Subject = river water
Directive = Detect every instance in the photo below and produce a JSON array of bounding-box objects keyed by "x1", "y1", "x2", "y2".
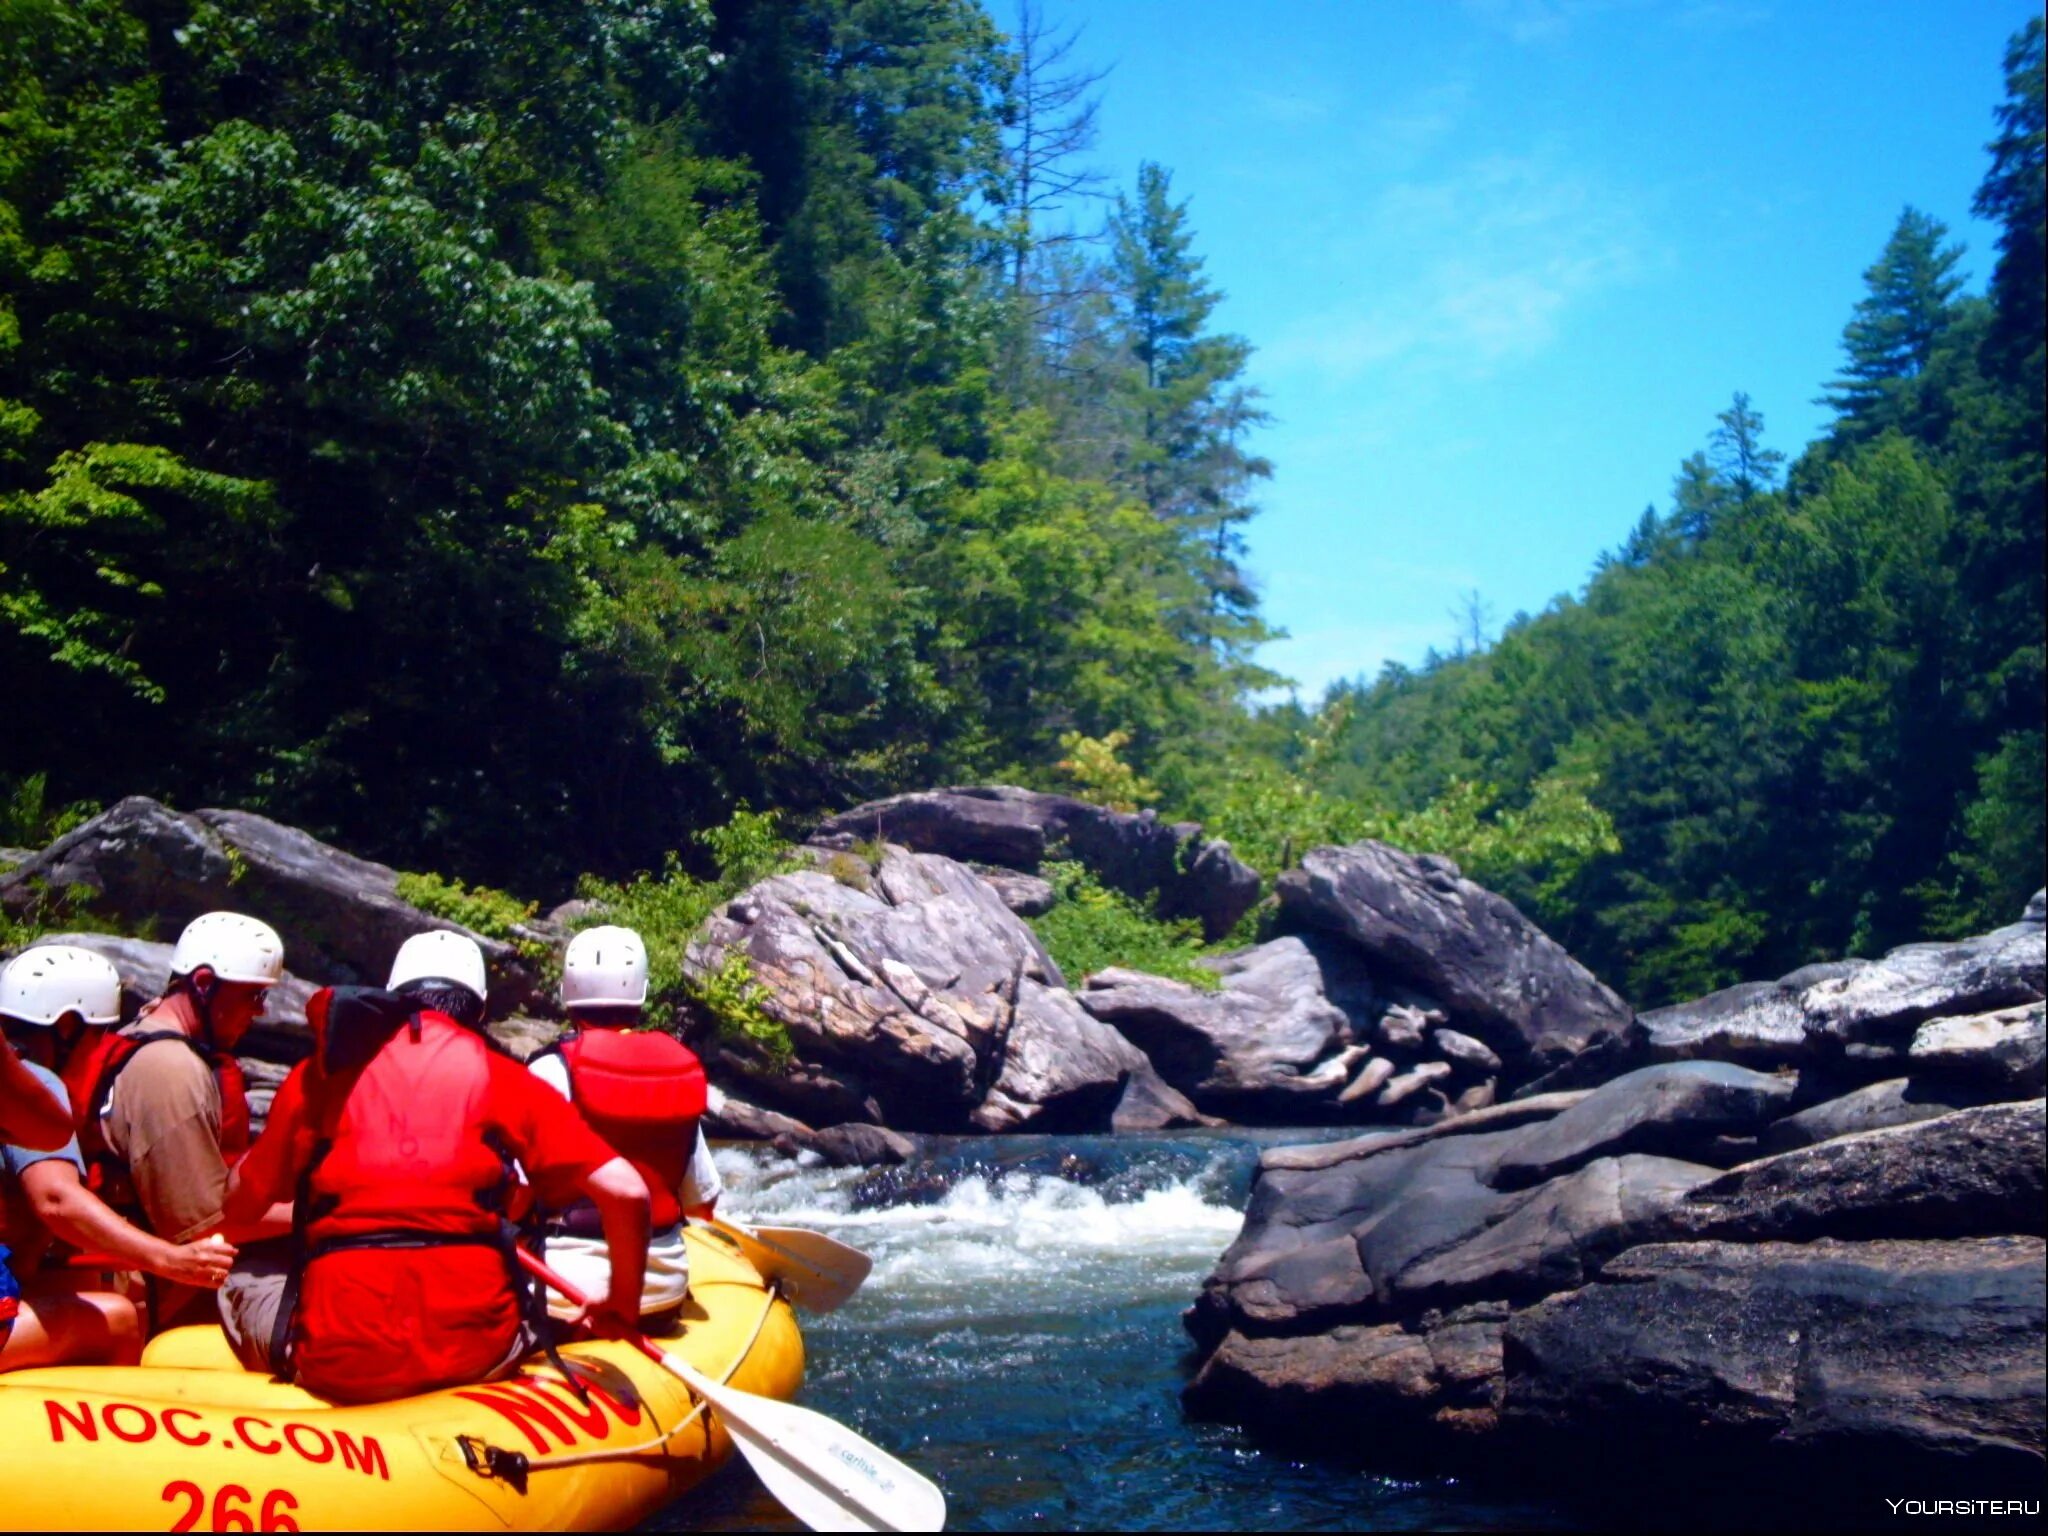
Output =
[{"x1": 661, "y1": 1131, "x2": 1572, "y2": 1532}]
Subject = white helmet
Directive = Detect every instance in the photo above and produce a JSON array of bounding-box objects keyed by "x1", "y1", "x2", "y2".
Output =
[
  {"x1": 0, "y1": 945, "x2": 123, "y2": 1027},
  {"x1": 170, "y1": 912, "x2": 285, "y2": 987},
  {"x1": 561, "y1": 925, "x2": 649, "y2": 1009},
  {"x1": 387, "y1": 930, "x2": 489, "y2": 1002}
]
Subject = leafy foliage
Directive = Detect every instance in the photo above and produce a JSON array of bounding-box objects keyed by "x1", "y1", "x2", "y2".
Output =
[{"x1": 1030, "y1": 860, "x2": 1220, "y2": 990}]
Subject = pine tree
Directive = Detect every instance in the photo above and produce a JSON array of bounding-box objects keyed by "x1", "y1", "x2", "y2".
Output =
[
  {"x1": 1974, "y1": 18, "x2": 2045, "y2": 392},
  {"x1": 1710, "y1": 392, "x2": 1786, "y2": 503},
  {"x1": 1821, "y1": 208, "x2": 1967, "y2": 434}
]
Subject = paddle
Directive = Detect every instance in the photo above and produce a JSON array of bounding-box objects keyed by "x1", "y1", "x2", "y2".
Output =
[
  {"x1": 698, "y1": 1215, "x2": 873, "y2": 1313},
  {"x1": 518, "y1": 1250, "x2": 945, "y2": 1533}
]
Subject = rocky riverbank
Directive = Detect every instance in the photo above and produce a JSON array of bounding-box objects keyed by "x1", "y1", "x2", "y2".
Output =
[
  {"x1": 6, "y1": 789, "x2": 2043, "y2": 1506},
  {"x1": 1181, "y1": 892, "x2": 2046, "y2": 1499}
]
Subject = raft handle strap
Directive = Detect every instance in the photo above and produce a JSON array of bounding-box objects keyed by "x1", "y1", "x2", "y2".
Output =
[{"x1": 457, "y1": 1435, "x2": 531, "y2": 1495}]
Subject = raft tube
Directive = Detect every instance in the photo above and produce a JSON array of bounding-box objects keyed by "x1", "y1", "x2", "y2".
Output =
[{"x1": 0, "y1": 1225, "x2": 803, "y2": 1531}]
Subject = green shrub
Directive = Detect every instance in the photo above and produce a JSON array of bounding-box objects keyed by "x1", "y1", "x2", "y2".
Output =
[
  {"x1": 573, "y1": 807, "x2": 800, "y2": 1061},
  {"x1": 1030, "y1": 861, "x2": 1221, "y2": 990},
  {"x1": 0, "y1": 773, "x2": 100, "y2": 849},
  {"x1": 0, "y1": 880, "x2": 125, "y2": 955},
  {"x1": 395, "y1": 870, "x2": 538, "y2": 941}
]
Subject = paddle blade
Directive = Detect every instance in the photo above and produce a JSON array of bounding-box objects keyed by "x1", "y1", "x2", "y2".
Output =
[
  {"x1": 710, "y1": 1217, "x2": 873, "y2": 1313},
  {"x1": 662, "y1": 1351, "x2": 946, "y2": 1533}
]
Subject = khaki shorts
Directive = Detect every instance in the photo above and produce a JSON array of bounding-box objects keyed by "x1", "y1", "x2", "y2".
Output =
[{"x1": 220, "y1": 1239, "x2": 538, "y2": 1383}]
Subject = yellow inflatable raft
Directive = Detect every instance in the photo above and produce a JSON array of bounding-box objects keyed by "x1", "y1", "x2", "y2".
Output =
[{"x1": 0, "y1": 1226, "x2": 802, "y2": 1531}]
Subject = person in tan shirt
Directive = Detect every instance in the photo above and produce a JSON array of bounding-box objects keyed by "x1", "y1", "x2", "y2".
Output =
[{"x1": 88, "y1": 912, "x2": 292, "y2": 1327}]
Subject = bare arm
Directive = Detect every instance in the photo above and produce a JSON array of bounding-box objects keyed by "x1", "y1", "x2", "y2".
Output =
[
  {"x1": 20, "y1": 1159, "x2": 238, "y2": 1288},
  {"x1": 578, "y1": 1155, "x2": 650, "y2": 1332},
  {"x1": 0, "y1": 1045, "x2": 72, "y2": 1150}
]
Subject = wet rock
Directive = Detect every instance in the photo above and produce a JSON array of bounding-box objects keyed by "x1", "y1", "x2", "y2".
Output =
[
  {"x1": 702, "y1": 1089, "x2": 815, "y2": 1143},
  {"x1": 800, "y1": 1123, "x2": 921, "y2": 1167},
  {"x1": 1502, "y1": 1236, "x2": 2048, "y2": 1481},
  {"x1": 1488, "y1": 1061, "x2": 1797, "y2": 1191},
  {"x1": 1182, "y1": 1311, "x2": 1508, "y2": 1451},
  {"x1": 1111, "y1": 1063, "x2": 1218, "y2": 1131},
  {"x1": 0, "y1": 797, "x2": 547, "y2": 1012},
  {"x1": 1760, "y1": 1076, "x2": 1997, "y2": 1153},
  {"x1": 812, "y1": 786, "x2": 1260, "y2": 940},
  {"x1": 1276, "y1": 841, "x2": 1631, "y2": 1081},
  {"x1": 1394, "y1": 1155, "x2": 1713, "y2": 1310},
  {"x1": 1665, "y1": 1100, "x2": 2047, "y2": 1243},
  {"x1": 1907, "y1": 1003, "x2": 2045, "y2": 1093},
  {"x1": 970, "y1": 983, "x2": 1192, "y2": 1133},
  {"x1": 2027, "y1": 889, "x2": 2046, "y2": 925}
]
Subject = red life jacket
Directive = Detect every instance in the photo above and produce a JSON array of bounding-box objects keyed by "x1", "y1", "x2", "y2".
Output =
[
  {"x1": 546, "y1": 1028, "x2": 707, "y2": 1231},
  {"x1": 59, "y1": 1029, "x2": 122, "y2": 1140},
  {"x1": 79, "y1": 1019, "x2": 252, "y2": 1201},
  {"x1": 284, "y1": 1007, "x2": 531, "y2": 1403}
]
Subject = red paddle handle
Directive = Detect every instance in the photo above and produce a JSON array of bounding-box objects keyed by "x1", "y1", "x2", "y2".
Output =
[{"x1": 516, "y1": 1247, "x2": 665, "y2": 1365}]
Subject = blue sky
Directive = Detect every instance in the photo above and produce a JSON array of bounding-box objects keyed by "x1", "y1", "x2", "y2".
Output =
[{"x1": 1026, "y1": 0, "x2": 2039, "y2": 697}]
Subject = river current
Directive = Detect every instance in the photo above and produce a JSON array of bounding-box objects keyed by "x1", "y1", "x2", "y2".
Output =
[{"x1": 660, "y1": 1131, "x2": 1572, "y2": 1532}]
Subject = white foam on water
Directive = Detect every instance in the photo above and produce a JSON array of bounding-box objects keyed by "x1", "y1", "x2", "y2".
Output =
[{"x1": 715, "y1": 1149, "x2": 1246, "y2": 1301}]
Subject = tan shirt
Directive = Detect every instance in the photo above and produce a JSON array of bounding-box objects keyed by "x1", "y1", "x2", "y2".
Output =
[{"x1": 102, "y1": 1012, "x2": 227, "y2": 1244}]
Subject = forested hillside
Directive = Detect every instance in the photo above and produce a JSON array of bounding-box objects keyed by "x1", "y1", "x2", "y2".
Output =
[
  {"x1": 3, "y1": 3, "x2": 2041, "y2": 1009},
  {"x1": 1, "y1": 0, "x2": 1271, "y2": 883}
]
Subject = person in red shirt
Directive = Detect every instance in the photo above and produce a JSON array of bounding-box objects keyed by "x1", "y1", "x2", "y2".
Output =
[{"x1": 224, "y1": 932, "x2": 649, "y2": 1403}]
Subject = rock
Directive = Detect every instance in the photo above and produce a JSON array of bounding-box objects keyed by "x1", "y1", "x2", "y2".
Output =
[
  {"x1": 1502, "y1": 1236, "x2": 2048, "y2": 1481},
  {"x1": 1189, "y1": 1127, "x2": 1532, "y2": 1348},
  {"x1": 1377, "y1": 1061, "x2": 1452, "y2": 1108},
  {"x1": 802, "y1": 1123, "x2": 921, "y2": 1167},
  {"x1": 0, "y1": 848, "x2": 30, "y2": 871},
  {"x1": 1452, "y1": 1080, "x2": 1497, "y2": 1114},
  {"x1": 1488, "y1": 1061, "x2": 1797, "y2": 1191},
  {"x1": 1760, "y1": 1076, "x2": 1997, "y2": 1152},
  {"x1": 1182, "y1": 1308, "x2": 1508, "y2": 1451},
  {"x1": 971, "y1": 983, "x2": 1181, "y2": 1133},
  {"x1": 703, "y1": 1088, "x2": 815, "y2": 1143},
  {"x1": 0, "y1": 797, "x2": 546, "y2": 1012},
  {"x1": 972, "y1": 867, "x2": 1056, "y2": 917},
  {"x1": 1338, "y1": 1056, "x2": 1395, "y2": 1105},
  {"x1": 812, "y1": 786, "x2": 1260, "y2": 940},
  {"x1": 1258, "y1": 1091, "x2": 1594, "y2": 1174},
  {"x1": 1394, "y1": 1154, "x2": 1713, "y2": 1310},
  {"x1": 1276, "y1": 841, "x2": 1631, "y2": 1081},
  {"x1": 1800, "y1": 923, "x2": 2046, "y2": 1050},
  {"x1": 1433, "y1": 1028, "x2": 1502, "y2": 1075},
  {"x1": 686, "y1": 846, "x2": 1057, "y2": 1128},
  {"x1": 1111, "y1": 1065, "x2": 1218, "y2": 1131},
  {"x1": 1376, "y1": 1004, "x2": 1431, "y2": 1052},
  {"x1": 1907, "y1": 1003, "x2": 2045, "y2": 1093},
  {"x1": 1631, "y1": 979, "x2": 1813, "y2": 1068},
  {"x1": 1075, "y1": 936, "x2": 1377, "y2": 1122},
  {"x1": 1664, "y1": 1101, "x2": 2047, "y2": 1243},
  {"x1": 2026, "y1": 889, "x2": 2046, "y2": 925},
  {"x1": 487, "y1": 1014, "x2": 561, "y2": 1061}
]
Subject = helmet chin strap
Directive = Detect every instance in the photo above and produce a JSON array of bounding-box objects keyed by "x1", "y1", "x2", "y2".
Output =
[{"x1": 187, "y1": 970, "x2": 223, "y2": 1052}]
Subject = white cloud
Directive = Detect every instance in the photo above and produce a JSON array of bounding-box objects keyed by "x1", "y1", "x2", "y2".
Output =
[{"x1": 1261, "y1": 149, "x2": 1655, "y2": 383}]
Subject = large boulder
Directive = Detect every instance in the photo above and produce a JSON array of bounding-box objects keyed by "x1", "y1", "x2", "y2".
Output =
[
  {"x1": 685, "y1": 844, "x2": 1201, "y2": 1134},
  {"x1": 1075, "y1": 936, "x2": 1381, "y2": 1121},
  {"x1": 0, "y1": 797, "x2": 547, "y2": 1012},
  {"x1": 1664, "y1": 1100, "x2": 2047, "y2": 1243},
  {"x1": 1759, "y1": 1075, "x2": 1996, "y2": 1153},
  {"x1": 812, "y1": 786, "x2": 1260, "y2": 940},
  {"x1": 1486, "y1": 1061, "x2": 1797, "y2": 1190},
  {"x1": 1275, "y1": 842, "x2": 1631, "y2": 1082},
  {"x1": 1502, "y1": 1237, "x2": 2047, "y2": 1482},
  {"x1": 1907, "y1": 1003, "x2": 2045, "y2": 1093}
]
